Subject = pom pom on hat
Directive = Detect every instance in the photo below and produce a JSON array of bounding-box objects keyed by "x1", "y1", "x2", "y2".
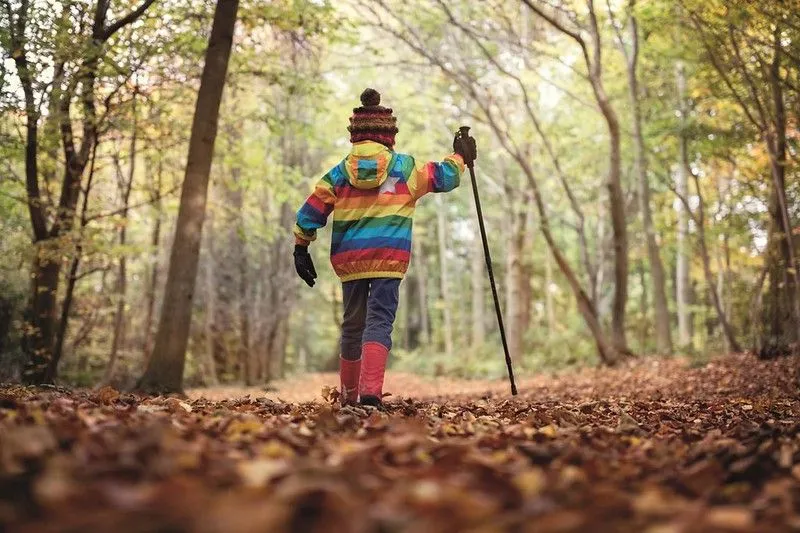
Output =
[{"x1": 360, "y1": 88, "x2": 381, "y2": 107}]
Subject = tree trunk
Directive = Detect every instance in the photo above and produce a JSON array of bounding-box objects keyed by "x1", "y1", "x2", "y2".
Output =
[
  {"x1": 675, "y1": 61, "x2": 693, "y2": 349},
  {"x1": 418, "y1": 246, "x2": 431, "y2": 346},
  {"x1": 673, "y1": 163, "x2": 742, "y2": 353},
  {"x1": 638, "y1": 261, "x2": 648, "y2": 352},
  {"x1": 623, "y1": 10, "x2": 672, "y2": 354},
  {"x1": 23, "y1": 255, "x2": 61, "y2": 383},
  {"x1": 471, "y1": 87, "x2": 623, "y2": 365},
  {"x1": 585, "y1": 2, "x2": 629, "y2": 354},
  {"x1": 138, "y1": 0, "x2": 239, "y2": 393},
  {"x1": 471, "y1": 231, "x2": 485, "y2": 348},
  {"x1": 405, "y1": 256, "x2": 422, "y2": 350},
  {"x1": 436, "y1": 196, "x2": 454, "y2": 356},
  {"x1": 26, "y1": 157, "x2": 84, "y2": 383},
  {"x1": 232, "y1": 168, "x2": 253, "y2": 384},
  {"x1": 202, "y1": 228, "x2": 220, "y2": 386},
  {"x1": 506, "y1": 198, "x2": 528, "y2": 361},
  {"x1": 53, "y1": 140, "x2": 100, "y2": 372},
  {"x1": 544, "y1": 250, "x2": 556, "y2": 331},
  {"x1": 105, "y1": 91, "x2": 138, "y2": 385},
  {"x1": 759, "y1": 30, "x2": 799, "y2": 357},
  {"x1": 505, "y1": 208, "x2": 519, "y2": 360},
  {"x1": 142, "y1": 154, "x2": 163, "y2": 362},
  {"x1": 512, "y1": 152, "x2": 621, "y2": 365}
]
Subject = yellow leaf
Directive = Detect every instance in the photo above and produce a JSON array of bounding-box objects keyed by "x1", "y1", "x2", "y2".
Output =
[
  {"x1": 513, "y1": 469, "x2": 546, "y2": 497},
  {"x1": 538, "y1": 424, "x2": 558, "y2": 438},
  {"x1": 260, "y1": 439, "x2": 294, "y2": 459}
]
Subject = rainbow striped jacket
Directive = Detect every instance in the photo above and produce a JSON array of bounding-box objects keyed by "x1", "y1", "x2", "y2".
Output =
[{"x1": 294, "y1": 141, "x2": 464, "y2": 282}]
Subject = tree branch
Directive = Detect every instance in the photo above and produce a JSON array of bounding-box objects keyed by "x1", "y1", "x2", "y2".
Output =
[{"x1": 102, "y1": 0, "x2": 157, "y2": 41}]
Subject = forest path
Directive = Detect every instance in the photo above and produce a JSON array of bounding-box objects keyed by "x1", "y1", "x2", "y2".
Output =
[
  {"x1": 1, "y1": 354, "x2": 799, "y2": 532},
  {"x1": 188, "y1": 353, "x2": 787, "y2": 405}
]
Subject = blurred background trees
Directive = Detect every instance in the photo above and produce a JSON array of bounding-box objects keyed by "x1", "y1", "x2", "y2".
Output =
[{"x1": 1, "y1": 0, "x2": 797, "y2": 388}]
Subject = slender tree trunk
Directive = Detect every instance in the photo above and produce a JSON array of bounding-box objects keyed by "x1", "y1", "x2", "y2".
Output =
[
  {"x1": 405, "y1": 245, "x2": 422, "y2": 350},
  {"x1": 623, "y1": 9, "x2": 672, "y2": 354},
  {"x1": 418, "y1": 246, "x2": 431, "y2": 346},
  {"x1": 582, "y1": 1, "x2": 629, "y2": 353},
  {"x1": 142, "y1": 155, "x2": 163, "y2": 362},
  {"x1": 544, "y1": 250, "x2": 556, "y2": 331},
  {"x1": 506, "y1": 198, "x2": 528, "y2": 361},
  {"x1": 232, "y1": 168, "x2": 253, "y2": 384},
  {"x1": 638, "y1": 261, "x2": 648, "y2": 352},
  {"x1": 138, "y1": 0, "x2": 239, "y2": 393},
  {"x1": 519, "y1": 195, "x2": 535, "y2": 348},
  {"x1": 202, "y1": 228, "x2": 219, "y2": 386},
  {"x1": 471, "y1": 231, "x2": 485, "y2": 348},
  {"x1": 468, "y1": 86, "x2": 622, "y2": 365},
  {"x1": 105, "y1": 90, "x2": 138, "y2": 385},
  {"x1": 52, "y1": 140, "x2": 100, "y2": 371},
  {"x1": 673, "y1": 163, "x2": 742, "y2": 353},
  {"x1": 436, "y1": 196, "x2": 454, "y2": 356},
  {"x1": 716, "y1": 171, "x2": 732, "y2": 352},
  {"x1": 675, "y1": 61, "x2": 693, "y2": 349},
  {"x1": 505, "y1": 207, "x2": 519, "y2": 360},
  {"x1": 512, "y1": 153, "x2": 621, "y2": 365},
  {"x1": 696, "y1": 216, "x2": 741, "y2": 353}
]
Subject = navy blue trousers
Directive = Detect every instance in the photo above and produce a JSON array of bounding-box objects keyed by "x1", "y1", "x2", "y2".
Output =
[{"x1": 340, "y1": 278, "x2": 401, "y2": 361}]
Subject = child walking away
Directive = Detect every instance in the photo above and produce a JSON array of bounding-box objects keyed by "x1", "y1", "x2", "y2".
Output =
[{"x1": 293, "y1": 88, "x2": 476, "y2": 407}]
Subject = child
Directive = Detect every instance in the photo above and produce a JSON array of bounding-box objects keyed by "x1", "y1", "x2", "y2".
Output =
[{"x1": 293, "y1": 88, "x2": 474, "y2": 407}]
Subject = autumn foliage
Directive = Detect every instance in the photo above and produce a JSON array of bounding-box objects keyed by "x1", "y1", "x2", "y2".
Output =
[{"x1": 1, "y1": 354, "x2": 798, "y2": 532}]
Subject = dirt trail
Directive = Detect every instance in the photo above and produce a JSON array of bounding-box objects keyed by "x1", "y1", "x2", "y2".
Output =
[{"x1": 189, "y1": 371, "x2": 514, "y2": 403}]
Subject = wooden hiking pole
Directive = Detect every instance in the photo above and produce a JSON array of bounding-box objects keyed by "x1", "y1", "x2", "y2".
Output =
[{"x1": 456, "y1": 126, "x2": 518, "y2": 396}]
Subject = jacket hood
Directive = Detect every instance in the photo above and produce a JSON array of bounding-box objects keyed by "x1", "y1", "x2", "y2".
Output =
[{"x1": 343, "y1": 141, "x2": 395, "y2": 190}]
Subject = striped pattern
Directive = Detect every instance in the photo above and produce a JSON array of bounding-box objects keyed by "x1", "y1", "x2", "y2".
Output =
[
  {"x1": 295, "y1": 141, "x2": 464, "y2": 282},
  {"x1": 348, "y1": 105, "x2": 398, "y2": 148}
]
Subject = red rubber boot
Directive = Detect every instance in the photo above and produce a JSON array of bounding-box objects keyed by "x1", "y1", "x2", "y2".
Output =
[
  {"x1": 359, "y1": 342, "x2": 388, "y2": 407},
  {"x1": 339, "y1": 357, "x2": 361, "y2": 405}
]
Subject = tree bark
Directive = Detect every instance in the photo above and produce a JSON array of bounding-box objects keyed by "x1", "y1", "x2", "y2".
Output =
[
  {"x1": 52, "y1": 138, "x2": 100, "y2": 376},
  {"x1": 138, "y1": 0, "x2": 239, "y2": 393},
  {"x1": 759, "y1": 28, "x2": 799, "y2": 357},
  {"x1": 621, "y1": 6, "x2": 672, "y2": 354},
  {"x1": 675, "y1": 61, "x2": 693, "y2": 349}
]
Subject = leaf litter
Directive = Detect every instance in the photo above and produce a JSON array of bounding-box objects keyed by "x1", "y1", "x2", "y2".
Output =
[{"x1": 1, "y1": 353, "x2": 799, "y2": 532}]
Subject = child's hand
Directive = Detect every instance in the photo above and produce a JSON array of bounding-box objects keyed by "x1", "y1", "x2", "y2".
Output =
[
  {"x1": 293, "y1": 245, "x2": 317, "y2": 287},
  {"x1": 453, "y1": 127, "x2": 477, "y2": 167}
]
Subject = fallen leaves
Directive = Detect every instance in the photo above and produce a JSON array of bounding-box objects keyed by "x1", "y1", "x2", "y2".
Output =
[{"x1": 0, "y1": 353, "x2": 799, "y2": 532}]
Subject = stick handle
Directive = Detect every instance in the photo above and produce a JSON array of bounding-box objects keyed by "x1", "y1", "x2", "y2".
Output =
[{"x1": 467, "y1": 164, "x2": 518, "y2": 396}]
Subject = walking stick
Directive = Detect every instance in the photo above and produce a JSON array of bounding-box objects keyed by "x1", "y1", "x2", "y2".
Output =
[{"x1": 457, "y1": 126, "x2": 518, "y2": 396}]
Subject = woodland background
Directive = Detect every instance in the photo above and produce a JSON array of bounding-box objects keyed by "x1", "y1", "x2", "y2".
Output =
[{"x1": 1, "y1": 0, "x2": 798, "y2": 390}]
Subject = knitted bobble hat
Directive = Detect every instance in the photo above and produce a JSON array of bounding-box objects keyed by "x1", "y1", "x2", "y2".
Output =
[{"x1": 347, "y1": 88, "x2": 399, "y2": 149}]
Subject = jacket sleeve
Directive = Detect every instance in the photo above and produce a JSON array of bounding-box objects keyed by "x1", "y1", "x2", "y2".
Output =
[
  {"x1": 294, "y1": 171, "x2": 337, "y2": 246},
  {"x1": 408, "y1": 153, "x2": 465, "y2": 200}
]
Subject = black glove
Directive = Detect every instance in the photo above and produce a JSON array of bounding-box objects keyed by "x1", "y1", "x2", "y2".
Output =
[
  {"x1": 294, "y1": 244, "x2": 317, "y2": 287},
  {"x1": 453, "y1": 127, "x2": 477, "y2": 167}
]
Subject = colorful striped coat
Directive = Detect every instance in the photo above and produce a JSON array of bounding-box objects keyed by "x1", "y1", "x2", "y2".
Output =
[{"x1": 294, "y1": 141, "x2": 464, "y2": 282}]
